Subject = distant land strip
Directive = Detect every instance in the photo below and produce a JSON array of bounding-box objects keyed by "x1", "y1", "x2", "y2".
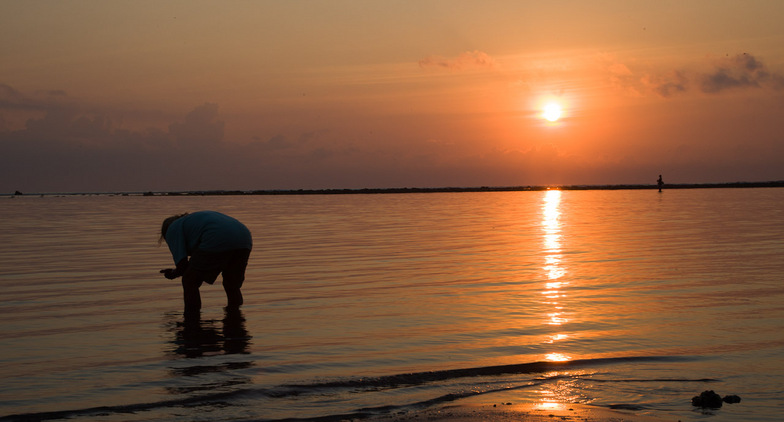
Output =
[
  {"x1": 146, "y1": 180, "x2": 784, "y2": 196},
  {"x1": 7, "y1": 181, "x2": 784, "y2": 197}
]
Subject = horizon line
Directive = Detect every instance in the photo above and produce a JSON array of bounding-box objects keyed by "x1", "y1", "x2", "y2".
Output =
[{"x1": 6, "y1": 180, "x2": 784, "y2": 197}]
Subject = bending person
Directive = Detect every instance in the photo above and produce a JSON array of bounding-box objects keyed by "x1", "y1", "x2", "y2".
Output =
[{"x1": 160, "y1": 211, "x2": 252, "y2": 315}]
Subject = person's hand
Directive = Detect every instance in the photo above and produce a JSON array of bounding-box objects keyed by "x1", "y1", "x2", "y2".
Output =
[{"x1": 160, "y1": 268, "x2": 179, "y2": 280}]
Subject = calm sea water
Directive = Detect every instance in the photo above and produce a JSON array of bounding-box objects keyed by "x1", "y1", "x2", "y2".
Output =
[{"x1": 1, "y1": 189, "x2": 782, "y2": 421}]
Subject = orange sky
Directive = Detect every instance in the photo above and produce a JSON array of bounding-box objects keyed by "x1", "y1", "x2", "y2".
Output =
[{"x1": 2, "y1": 1, "x2": 784, "y2": 192}]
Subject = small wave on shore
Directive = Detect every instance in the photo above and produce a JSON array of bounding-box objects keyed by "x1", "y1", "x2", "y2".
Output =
[{"x1": 1, "y1": 355, "x2": 715, "y2": 422}]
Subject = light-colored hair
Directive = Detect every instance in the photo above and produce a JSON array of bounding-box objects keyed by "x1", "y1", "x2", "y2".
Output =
[{"x1": 159, "y1": 213, "x2": 189, "y2": 245}]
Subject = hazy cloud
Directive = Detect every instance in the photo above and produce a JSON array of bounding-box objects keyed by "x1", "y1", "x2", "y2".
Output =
[
  {"x1": 0, "y1": 88, "x2": 363, "y2": 192},
  {"x1": 168, "y1": 102, "x2": 224, "y2": 146},
  {"x1": 643, "y1": 70, "x2": 689, "y2": 98},
  {"x1": 605, "y1": 61, "x2": 643, "y2": 96},
  {"x1": 0, "y1": 84, "x2": 24, "y2": 102},
  {"x1": 700, "y1": 53, "x2": 784, "y2": 93},
  {"x1": 264, "y1": 134, "x2": 292, "y2": 150},
  {"x1": 0, "y1": 94, "x2": 233, "y2": 191},
  {"x1": 419, "y1": 50, "x2": 498, "y2": 71},
  {"x1": 250, "y1": 131, "x2": 319, "y2": 152},
  {"x1": 0, "y1": 83, "x2": 71, "y2": 111},
  {"x1": 608, "y1": 53, "x2": 784, "y2": 98}
]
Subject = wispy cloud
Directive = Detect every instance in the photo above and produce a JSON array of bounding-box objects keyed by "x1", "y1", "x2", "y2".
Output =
[
  {"x1": 0, "y1": 83, "x2": 71, "y2": 111},
  {"x1": 642, "y1": 70, "x2": 689, "y2": 98},
  {"x1": 607, "y1": 53, "x2": 784, "y2": 98},
  {"x1": 419, "y1": 50, "x2": 498, "y2": 71}
]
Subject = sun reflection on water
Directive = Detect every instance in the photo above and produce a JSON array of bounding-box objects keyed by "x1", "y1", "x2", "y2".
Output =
[
  {"x1": 545, "y1": 352, "x2": 571, "y2": 362},
  {"x1": 540, "y1": 189, "x2": 570, "y2": 360},
  {"x1": 535, "y1": 400, "x2": 566, "y2": 411},
  {"x1": 546, "y1": 334, "x2": 568, "y2": 343},
  {"x1": 541, "y1": 190, "x2": 565, "y2": 287}
]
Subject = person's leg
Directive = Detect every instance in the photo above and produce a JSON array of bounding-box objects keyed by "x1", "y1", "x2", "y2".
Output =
[
  {"x1": 181, "y1": 271, "x2": 204, "y2": 316},
  {"x1": 222, "y1": 249, "x2": 250, "y2": 311},
  {"x1": 223, "y1": 283, "x2": 243, "y2": 311},
  {"x1": 182, "y1": 251, "x2": 223, "y2": 315}
]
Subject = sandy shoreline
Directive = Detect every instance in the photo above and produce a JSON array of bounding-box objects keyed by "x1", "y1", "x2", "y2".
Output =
[{"x1": 371, "y1": 402, "x2": 670, "y2": 422}]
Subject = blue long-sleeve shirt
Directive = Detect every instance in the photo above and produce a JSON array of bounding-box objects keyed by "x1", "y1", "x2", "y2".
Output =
[{"x1": 165, "y1": 211, "x2": 252, "y2": 264}]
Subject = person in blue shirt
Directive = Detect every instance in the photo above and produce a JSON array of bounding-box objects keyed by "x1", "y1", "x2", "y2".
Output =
[{"x1": 160, "y1": 211, "x2": 252, "y2": 315}]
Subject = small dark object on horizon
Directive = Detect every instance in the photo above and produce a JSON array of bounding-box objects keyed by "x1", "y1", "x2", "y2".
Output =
[
  {"x1": 723, "y1": 394, "x2": 742, "y2": 404},
  {"x1": 692, "y1": 390, "x2": 723, "y2": 408}
]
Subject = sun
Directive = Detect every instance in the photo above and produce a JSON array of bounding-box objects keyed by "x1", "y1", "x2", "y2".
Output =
[{"x1": 542, "y1": 102, "x2": 562, "y2": 122}]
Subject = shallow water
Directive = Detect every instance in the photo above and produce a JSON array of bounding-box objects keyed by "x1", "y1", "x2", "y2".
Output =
[{"x1": 1, "y1": 189, "x2": 782, "y2": 421}]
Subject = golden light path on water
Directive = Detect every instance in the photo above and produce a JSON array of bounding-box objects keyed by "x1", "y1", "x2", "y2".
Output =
[
  {"x1": 541, "y1": 189, "x2": 570, "y2": 364},
  {"x1": 537, "y1": 189, "x2": 574, "y2": 411},
  {"x1": 534, "y1": 190, "x2": 588, "y2": 411}
]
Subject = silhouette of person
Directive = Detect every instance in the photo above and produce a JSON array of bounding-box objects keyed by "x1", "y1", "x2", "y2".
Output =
[
  {"x1": 160, "y1": 211, "x2": 252, "y2": 316},
  {"x1": 657, "y1": 175, "x2": 664, "y2": 192}
]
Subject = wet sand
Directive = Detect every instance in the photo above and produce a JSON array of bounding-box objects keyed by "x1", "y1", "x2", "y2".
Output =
[{"x1": 372, "y1": 402, "x2": 669, "y2": 422}]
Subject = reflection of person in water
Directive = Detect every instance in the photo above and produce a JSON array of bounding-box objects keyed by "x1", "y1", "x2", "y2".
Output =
[
  {"x1": 657, "y1": 174, "x2": 664, "y2": 192},
  {"x1": 159, "y1": 211, "x2": 252, "y2": 316},
  {"x1": 171, "y1": 309, "x2": 252, "y2": 359},
  {"x1": 166, "y1": 310, "x2": 253, "y2": 393}
]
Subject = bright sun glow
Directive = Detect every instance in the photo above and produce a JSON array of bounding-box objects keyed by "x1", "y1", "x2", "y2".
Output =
[{"x1": 543, "y1": 102, "x2": 562, "y2": 122}]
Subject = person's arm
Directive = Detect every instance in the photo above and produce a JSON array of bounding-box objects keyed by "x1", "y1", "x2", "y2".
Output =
[
  {"x1": 160, "y1": 258, "x2": 189, "y2": 279},
  {"x1": 161, "y1": 218, "x2": 190, "y2": 279}
]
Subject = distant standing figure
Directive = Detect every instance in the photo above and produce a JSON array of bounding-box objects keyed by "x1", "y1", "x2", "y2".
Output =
[
  {"x1": 657, "y1": 175, "x2": 664, "y2": 192},
  {"x1": 160, "y1": 211, "x2": 252, "y2": 315}
]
